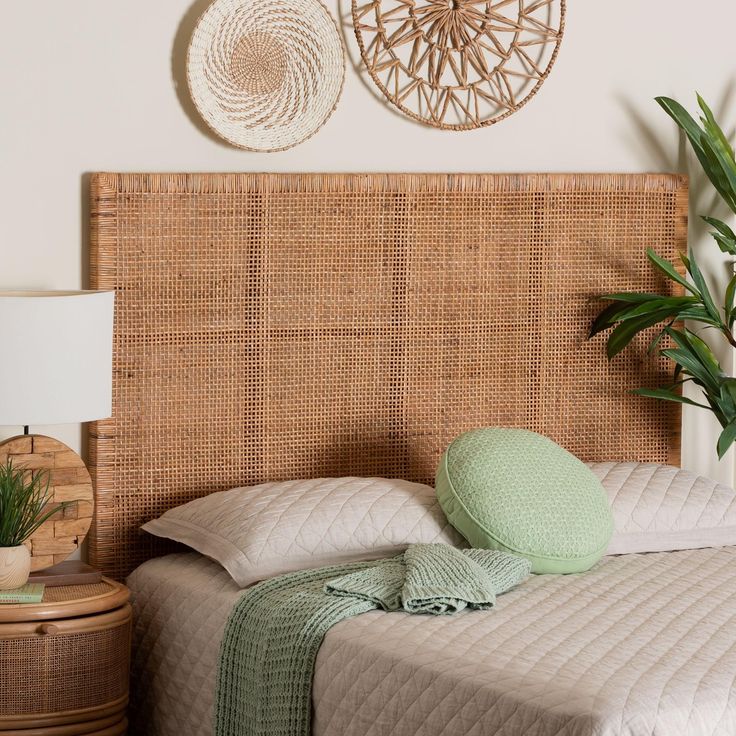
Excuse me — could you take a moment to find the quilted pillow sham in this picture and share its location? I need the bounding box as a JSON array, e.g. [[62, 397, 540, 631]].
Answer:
[[589, 462, 736, 554], [142, 477, 464, 588]]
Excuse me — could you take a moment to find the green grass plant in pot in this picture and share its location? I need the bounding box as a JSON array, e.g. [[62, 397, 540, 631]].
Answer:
[[0, 459, 73, 589], [591, 94, 736, 459]]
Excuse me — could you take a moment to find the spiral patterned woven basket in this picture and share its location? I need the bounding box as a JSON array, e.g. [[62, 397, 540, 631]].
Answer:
[[187, 0, 345, 151]]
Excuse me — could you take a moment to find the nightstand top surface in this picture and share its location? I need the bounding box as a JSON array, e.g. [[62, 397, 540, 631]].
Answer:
[[0, 576, 128, 623]]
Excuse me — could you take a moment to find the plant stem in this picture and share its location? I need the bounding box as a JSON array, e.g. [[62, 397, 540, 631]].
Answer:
[[722, 327, 736, 349]]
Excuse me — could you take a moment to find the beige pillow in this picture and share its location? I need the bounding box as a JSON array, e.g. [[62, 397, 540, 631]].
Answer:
[[142, 477, 463, 587], [588, 462, 736, 555]]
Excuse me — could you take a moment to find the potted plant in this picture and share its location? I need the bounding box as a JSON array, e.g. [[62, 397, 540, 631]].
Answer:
[[591, 93, 736, 459], [0, 459, 73, 589]]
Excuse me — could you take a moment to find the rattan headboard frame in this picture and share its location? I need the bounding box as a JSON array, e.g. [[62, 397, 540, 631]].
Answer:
[[89, 172, 687, 580]]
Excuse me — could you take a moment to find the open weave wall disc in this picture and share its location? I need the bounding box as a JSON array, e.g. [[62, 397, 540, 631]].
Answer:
[[352, 0, 565, 130], [187, 0, 345, 151]]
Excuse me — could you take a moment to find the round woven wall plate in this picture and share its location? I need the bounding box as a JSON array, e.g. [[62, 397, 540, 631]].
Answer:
[[352, 0, 565, 130], [0, 435, 93, 572], [187, 0, 345, 151]]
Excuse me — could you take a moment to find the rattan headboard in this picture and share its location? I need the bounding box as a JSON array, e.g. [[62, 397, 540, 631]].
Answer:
[[89, 173, 686, 580]]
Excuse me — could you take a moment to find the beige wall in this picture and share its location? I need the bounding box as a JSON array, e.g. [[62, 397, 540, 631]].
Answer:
[[1, 1, 735, 483]]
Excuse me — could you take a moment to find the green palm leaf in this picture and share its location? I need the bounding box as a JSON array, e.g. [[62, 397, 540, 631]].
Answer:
[[633, 387, 709, 410], [718, 419, 736, 459], [606, 309, 682, 359], [701, 134, 736, 213], [698, 93, 735, 159], [702, 217, 736, 256], [685, 249, 720, 322], [647, 248, 698, 295], [591, 93, 736, 460], [657, 95, 736, 213]]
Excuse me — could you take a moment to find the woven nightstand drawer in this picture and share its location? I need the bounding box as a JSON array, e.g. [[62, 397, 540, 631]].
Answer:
[[0, 579, 130, 735]]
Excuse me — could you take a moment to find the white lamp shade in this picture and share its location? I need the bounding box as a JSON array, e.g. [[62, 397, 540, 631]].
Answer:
[[0, 291, 115, 426]]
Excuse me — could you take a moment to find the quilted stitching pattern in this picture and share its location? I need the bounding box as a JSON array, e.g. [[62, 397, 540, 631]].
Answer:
[[129, 546, 736, 736], [128, 554, 239, 736], [314, 547, 736, 736], [588, 462, 736, 554], [143, 478, 464, 587]]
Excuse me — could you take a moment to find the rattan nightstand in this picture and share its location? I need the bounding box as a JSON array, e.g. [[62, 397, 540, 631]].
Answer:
[[0, 577, 131, 735]]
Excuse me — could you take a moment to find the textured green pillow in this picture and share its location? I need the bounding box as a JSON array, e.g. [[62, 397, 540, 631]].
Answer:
[[436, 428, 613, 574]]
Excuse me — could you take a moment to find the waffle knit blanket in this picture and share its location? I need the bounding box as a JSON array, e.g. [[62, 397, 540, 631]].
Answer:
[[215, 543, 531, 736]]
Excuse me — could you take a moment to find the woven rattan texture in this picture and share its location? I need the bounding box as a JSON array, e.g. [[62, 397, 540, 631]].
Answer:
[[41, 582, 112, 603], [0, 617, 131, 715], [89, 173, 686, 581]]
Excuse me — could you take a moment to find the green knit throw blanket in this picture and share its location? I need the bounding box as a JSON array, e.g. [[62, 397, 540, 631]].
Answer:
[[215, 543, 530, 736]]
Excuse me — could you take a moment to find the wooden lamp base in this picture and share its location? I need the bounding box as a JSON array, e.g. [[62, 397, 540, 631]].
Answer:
[[0, 435, 93, 571]]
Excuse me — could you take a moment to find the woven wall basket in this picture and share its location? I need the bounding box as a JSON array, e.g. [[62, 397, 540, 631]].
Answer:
[[187, 0, 345, 151], [352, 0, 565, 130]]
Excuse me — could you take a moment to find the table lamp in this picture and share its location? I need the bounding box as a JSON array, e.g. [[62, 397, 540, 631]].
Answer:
[[0, 290, 114, 574]]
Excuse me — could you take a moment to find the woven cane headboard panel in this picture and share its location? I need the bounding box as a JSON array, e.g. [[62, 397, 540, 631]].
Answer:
[[89, 173, 686, 580]]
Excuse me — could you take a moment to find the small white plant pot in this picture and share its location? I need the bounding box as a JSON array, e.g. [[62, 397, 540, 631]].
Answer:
[[0, 545, 31, 590]]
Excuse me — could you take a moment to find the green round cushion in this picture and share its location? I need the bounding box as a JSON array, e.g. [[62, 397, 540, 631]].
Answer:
[[436, 428, 613, 574]]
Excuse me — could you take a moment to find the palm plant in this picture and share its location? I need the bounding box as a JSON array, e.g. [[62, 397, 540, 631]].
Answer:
[[0, 459, 73, 547], [590, 94, 736, 459]]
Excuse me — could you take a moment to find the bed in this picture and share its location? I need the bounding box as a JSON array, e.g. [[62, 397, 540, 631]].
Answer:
[[87, 172, 713, 735], [129, 545, 736, 735]]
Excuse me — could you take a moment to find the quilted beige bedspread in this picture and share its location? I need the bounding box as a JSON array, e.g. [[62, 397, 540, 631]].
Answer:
[[128, 547, 736, 736]]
